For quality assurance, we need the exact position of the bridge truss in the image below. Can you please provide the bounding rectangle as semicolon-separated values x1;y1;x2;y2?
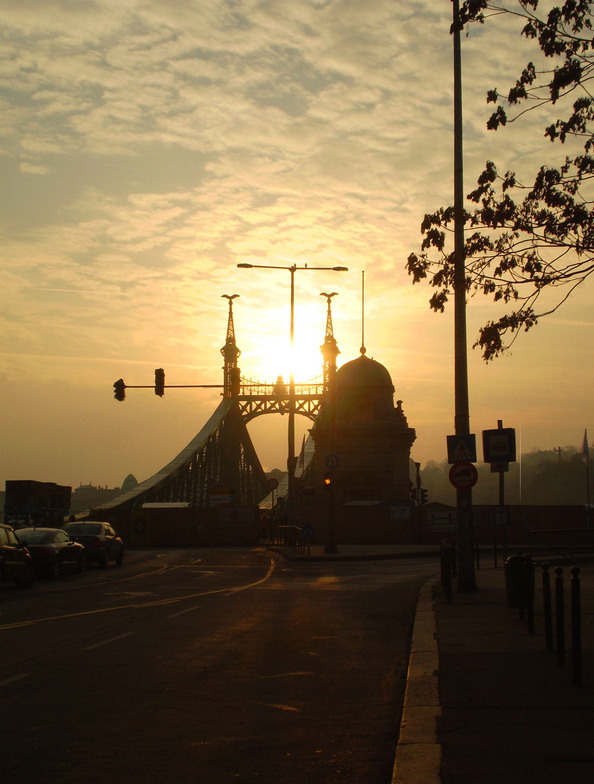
99;399;269;511
104;293;337;513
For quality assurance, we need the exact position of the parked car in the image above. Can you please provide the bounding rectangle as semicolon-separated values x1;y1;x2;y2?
62;521;124;568
16;527;86;578
0;523;35;587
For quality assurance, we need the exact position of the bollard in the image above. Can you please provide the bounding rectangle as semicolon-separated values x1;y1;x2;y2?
542;563;553;652
571;566;582;687
555;566;565;668
494;538;498;569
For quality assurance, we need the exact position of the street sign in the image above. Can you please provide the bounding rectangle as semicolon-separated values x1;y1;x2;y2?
447;434;477;464
493;506;510;527
449;461;479;489
483;428;516;463
325;454;339;470
268;477;279;490
301;523;314;539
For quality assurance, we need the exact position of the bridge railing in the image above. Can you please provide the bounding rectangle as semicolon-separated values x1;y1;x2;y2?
239;377;324;398
272;525;307;555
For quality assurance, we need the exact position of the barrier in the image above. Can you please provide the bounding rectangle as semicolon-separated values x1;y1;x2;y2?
540;564;582;686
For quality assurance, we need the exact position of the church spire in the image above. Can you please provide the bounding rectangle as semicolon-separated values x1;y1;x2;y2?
320;292;340;397
221;294;241;397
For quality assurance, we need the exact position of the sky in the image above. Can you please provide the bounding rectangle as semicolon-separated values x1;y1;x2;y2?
1;0;592;492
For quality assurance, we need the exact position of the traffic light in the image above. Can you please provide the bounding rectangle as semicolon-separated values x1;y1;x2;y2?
411;488;418;503
154;368;165;396
420;488;428;505
229;366;241;397
323;473;332;492
113;379;126;401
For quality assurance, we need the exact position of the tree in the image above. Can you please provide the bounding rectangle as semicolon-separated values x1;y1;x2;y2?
407;1;594;360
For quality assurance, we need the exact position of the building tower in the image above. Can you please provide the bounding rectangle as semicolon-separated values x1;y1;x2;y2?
220;294;241;397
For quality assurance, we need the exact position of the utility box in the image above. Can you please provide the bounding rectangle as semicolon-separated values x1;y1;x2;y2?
504;552;534;609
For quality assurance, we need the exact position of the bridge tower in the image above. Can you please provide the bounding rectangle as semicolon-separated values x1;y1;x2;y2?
320;292;339;398
221;294;241;397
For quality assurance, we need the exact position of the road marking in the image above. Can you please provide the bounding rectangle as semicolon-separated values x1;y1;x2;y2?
224;560;276;594
0;673;30;688
257;671;313;679
168;604;203;618
261;703;300;712
81;632;134;651
0;559;277;630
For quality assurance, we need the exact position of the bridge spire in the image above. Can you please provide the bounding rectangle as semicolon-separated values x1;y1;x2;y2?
221;295;241;397
320;292;340;396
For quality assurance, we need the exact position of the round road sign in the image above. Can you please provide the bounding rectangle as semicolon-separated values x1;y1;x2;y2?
449;461;478;489
268;477;279;490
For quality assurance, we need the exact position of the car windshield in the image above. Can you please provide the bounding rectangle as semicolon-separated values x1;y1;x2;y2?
64;523;102;535
18;530;54;545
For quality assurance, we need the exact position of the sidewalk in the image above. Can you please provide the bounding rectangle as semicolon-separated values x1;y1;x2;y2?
393;562;594;784
434;564;594;784
269;544;594;784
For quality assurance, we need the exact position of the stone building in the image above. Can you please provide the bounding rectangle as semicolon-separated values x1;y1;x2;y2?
310;349;416;507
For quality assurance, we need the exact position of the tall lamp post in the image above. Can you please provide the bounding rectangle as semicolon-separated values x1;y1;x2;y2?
452;0;476;591
237;262;348;527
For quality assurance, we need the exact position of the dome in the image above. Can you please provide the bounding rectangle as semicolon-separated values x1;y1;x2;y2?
335;353;393;390
121;474;138;493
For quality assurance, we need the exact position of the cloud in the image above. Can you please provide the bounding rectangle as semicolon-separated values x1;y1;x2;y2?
1;1;592;487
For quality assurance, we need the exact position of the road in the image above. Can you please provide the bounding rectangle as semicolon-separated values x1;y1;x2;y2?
1;547;437;783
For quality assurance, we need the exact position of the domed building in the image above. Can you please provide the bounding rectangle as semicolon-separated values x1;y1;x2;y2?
307;348;416;544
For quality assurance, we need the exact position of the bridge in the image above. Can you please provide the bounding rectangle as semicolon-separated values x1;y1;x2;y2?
99;293;339;516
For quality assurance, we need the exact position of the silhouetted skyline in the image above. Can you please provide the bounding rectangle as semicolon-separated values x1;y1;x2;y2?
1;2;592;490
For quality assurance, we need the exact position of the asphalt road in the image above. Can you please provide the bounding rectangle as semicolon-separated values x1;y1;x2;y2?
1;547;437;783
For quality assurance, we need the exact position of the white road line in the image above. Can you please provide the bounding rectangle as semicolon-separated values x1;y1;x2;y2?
0;559;277;631
81;632;134;651
0;673;30;688
168;604;203;618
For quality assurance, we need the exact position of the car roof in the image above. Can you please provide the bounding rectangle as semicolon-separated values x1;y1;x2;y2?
65;521;108;525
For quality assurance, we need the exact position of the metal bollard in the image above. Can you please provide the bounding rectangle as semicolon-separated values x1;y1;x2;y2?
542;563;553;652
555;566;565;668
571;566;582;687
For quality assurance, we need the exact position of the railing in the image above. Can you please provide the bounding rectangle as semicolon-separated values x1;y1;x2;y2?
272;525;308;555
527;528;594;564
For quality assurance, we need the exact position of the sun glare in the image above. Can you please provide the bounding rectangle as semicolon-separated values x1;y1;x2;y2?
241;303;327;384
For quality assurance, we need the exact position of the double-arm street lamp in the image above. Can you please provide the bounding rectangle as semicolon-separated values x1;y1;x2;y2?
237;262;348;527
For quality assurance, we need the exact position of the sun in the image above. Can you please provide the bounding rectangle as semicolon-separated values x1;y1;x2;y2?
240;303;327;384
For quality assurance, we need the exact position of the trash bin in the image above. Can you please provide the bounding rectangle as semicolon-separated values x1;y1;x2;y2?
504;552;535;609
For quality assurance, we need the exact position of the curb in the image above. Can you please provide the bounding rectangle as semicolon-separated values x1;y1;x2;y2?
392;577;441;784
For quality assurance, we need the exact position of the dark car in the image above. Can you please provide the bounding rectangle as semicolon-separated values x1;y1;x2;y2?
17;527;86;578
62;522;124;568
0;523;35;587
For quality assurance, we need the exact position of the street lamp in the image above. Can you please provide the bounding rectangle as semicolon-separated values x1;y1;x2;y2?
237;262;348;527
